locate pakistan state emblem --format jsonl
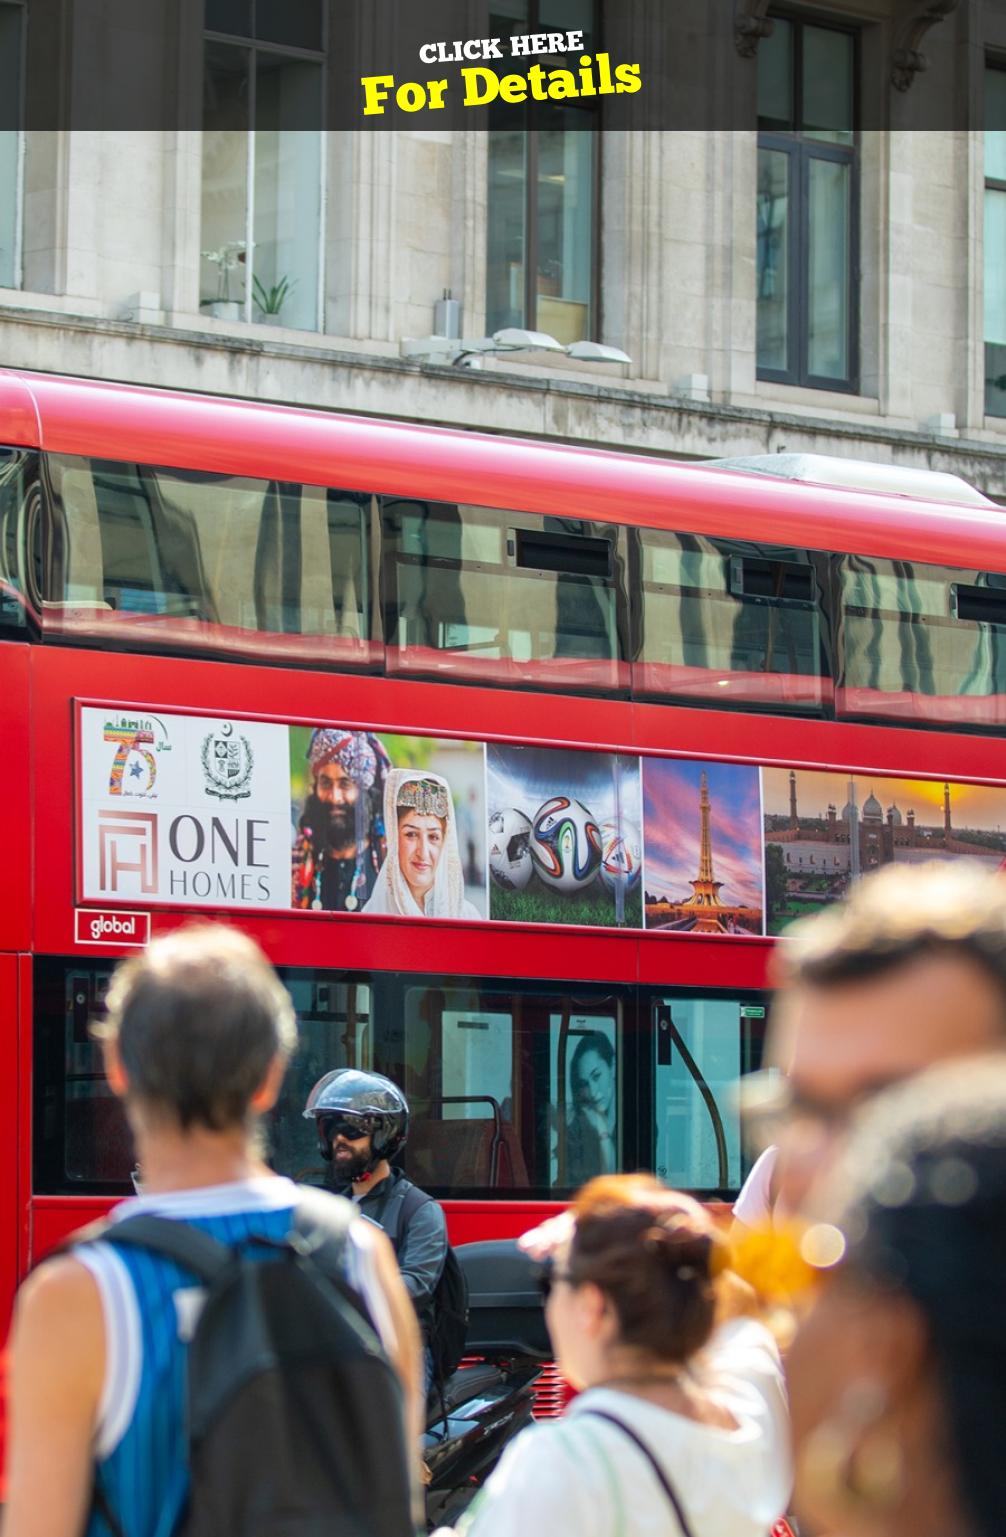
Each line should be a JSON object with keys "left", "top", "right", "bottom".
{"left": 201, "top": 722, "right": 254, "bottom": 801}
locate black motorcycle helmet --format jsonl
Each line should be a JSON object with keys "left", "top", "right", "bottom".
{"left": 303, "top": 1068, "right": 410, "bottom": 1170}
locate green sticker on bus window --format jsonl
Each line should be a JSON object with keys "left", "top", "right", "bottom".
{"left": 740, "top": 1006, "right": 766, "bottom": 1019}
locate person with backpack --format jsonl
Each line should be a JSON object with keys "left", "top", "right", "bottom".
{"left": 3, "top": 925, "right": 423, "bottom": 1537}
{"left": 304, "top": 1069, "right": 467, "bottom": 1394}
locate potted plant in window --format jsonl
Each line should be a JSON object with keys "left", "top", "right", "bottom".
{"left": 253, "top": 274, "right": 296, "bottom": 325}
{"left": 200, "top": 241, "right": 247, "bottom": 320}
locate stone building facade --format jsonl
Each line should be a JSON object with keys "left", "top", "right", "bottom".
{"left": 2, "top": 0, "right": 1006, "bottom": 492}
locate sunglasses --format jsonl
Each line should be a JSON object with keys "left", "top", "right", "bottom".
{"left": 319, "top": 1113, "right": 372, "bottom": 1143}
{"left": 536, "top": 1260, "right": 576, "bottom": 1302}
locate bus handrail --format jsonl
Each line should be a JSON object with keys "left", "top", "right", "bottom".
{"left": 658, "top": 1006, "right": 730, "bottom": 1189}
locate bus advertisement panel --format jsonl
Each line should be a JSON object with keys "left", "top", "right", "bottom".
{"left": 78, "top": 700, "right": 1006, "bottom": 944}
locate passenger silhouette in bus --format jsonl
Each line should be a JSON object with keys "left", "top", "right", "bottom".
{"left": 291, "top": 729, "right": 391, "bottom": 912}
{"left": 364, "top": 769, "right": 481, "bottom": 919}
{"left": 564, "top": 1031, "right": 617, "bottom": 1185}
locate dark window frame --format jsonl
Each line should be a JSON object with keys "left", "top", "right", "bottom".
{"left": 201, "top": 0, "right": 328, "bottom": 328}
{"left": 0, "top": 0, "right": 26, "bottom": 125}
{"left": 984, "top": 59, "right": 1006, "bottom": 418}
{"left": 509, "top": 116, "right": 603, "bottom": 342}
{"left": 756, "top": 12, "right": 860, "bottom": 393}
{"left": 203, "top": 0, "right": 328, "bottom": 66}
{"left": 0, "top": 0, "right": 26, "bottom": 289}
{"left": 486, "top": 0, "right": 602, "bottom": 341}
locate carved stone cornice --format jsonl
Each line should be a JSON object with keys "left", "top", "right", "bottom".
{"left": 733, "top": 0, "right": 774, "bottom": 59}
{"left": 891, "top": 0, "right": 959, "bottom": 92}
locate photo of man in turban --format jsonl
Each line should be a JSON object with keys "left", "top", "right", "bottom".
{"left": 291, "top": 729, "right": 391, "bottom": 912}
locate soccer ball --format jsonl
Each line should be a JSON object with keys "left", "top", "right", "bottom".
{"left": 530, "top": 796, "right": 602, "bottom": 892}
{"left": 488, "top": 808, "right": 534, "bottom": 891}
{"left": 598, "top": 819, "right": 642, "bottom": 895}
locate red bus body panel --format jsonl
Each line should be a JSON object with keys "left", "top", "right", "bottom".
{"left": 0, "top": 647, "right": 31, "bottom": 955}
{"left": 0, "top": 957, "right": 21, "bottom": 1330}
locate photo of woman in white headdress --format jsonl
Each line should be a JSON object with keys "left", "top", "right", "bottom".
{"left": 363, "top": 768, "right": 481, "bottom": 919}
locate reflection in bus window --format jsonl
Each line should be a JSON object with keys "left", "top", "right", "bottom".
{"left": 40, "top": 456, "right": 375, "bottom": 666}
{"left": 0, "top": 446, "right": 38, "bottom": 631}
{"left": 838, "top": 554, "right": 1006, "bottom": 726}
{"left": 651, "top": 995, "right": 752, "bottom": 1192}
{"left": 33, "top": 963, "right": 133, "bottom": 1191}
{"left": 382, "top": 498, "right": 628, "bottom": 692}
{"left": 635, "top": 532, "right": 829, "bottom": 712}
{"left": 268, "top": 976, "right": 372, "bottom": 1182}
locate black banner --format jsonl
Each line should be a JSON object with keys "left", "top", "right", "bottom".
{"left": 7, "top": 0, "right": 995, "bottom": 132}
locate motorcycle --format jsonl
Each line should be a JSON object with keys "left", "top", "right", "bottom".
{"left": 423, "top": 1239, "right": 550, "bottom": 1529}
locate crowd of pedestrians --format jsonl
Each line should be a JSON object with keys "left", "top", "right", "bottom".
{"left": 3, "top": 858, "right": 1006, "bottom": 1536}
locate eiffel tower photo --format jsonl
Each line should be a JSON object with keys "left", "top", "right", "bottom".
{"left": 646, "top": 771, "right": 762, "bottom": 935}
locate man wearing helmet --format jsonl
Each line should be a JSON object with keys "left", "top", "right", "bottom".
{"left": 305, "top": 1068, "right": 449, "bottom": 1389}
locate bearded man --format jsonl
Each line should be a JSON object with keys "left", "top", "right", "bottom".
{"left": 292, "top": 729, "right": 390, "bottom": 911}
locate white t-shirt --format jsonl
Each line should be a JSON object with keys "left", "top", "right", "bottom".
{"left": 448, "top": 1320, "right": 791, "bottom": 1537}
{"left": 732, "top": 1146, "right": 780, "bottom": 1230}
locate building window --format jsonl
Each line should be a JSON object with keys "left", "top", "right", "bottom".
{"left": 0, "top": 1, "right": 24, "bottom": 290}
{"left": 756, "top": 16, "right": 857, "bottom": 390}
{"left": 201, "top": 0, "right": 325, "bottom": 330}
{"left": 985, "top": 65, "right": 1006, "bottom": 417}
{"left": 486, "top": 1, "right": 598, "bottom": 344}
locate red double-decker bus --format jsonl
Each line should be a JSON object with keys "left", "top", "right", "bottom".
{"left": 2, "top": 367, "right": 1006, "bottom": 1367}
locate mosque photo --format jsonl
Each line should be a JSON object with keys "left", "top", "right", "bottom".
{"left": 763, "top": 769, "right": 1006, "bottom": 935}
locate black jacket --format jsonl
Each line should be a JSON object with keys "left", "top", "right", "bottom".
{"left": 357, "top": 1169, "right": 448, "bottom": 1337}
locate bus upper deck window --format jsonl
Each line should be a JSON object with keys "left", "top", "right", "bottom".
{"left": 39, "top": 455, "right": 377, "bottom": 669}
{"left": 837, "top": 555, "right": 1006, "bottom": 728}
{"left": 383, "top": 499, "right": 630, "bottom": 695}
{"left": 634, "top": 532, "right": 831, "bottom": 713}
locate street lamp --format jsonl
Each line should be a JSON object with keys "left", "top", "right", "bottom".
{"left": 399, "top": 327, "right": 632, "bottom": 369}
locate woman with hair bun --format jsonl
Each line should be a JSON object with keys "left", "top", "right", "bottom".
{"left": 447, "top": 1175, "right": 790, "bottom": 1537}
